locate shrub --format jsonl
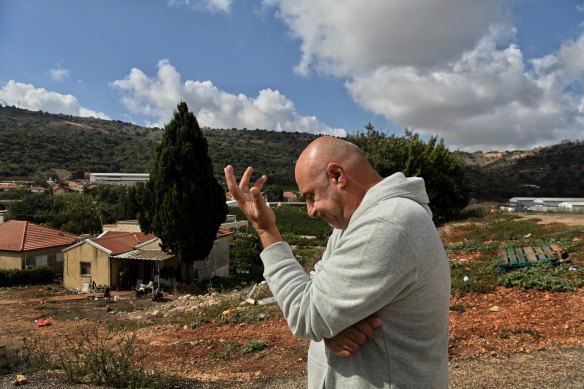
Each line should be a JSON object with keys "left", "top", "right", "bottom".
{"left": 0, "top": 266, "right": 56, "bottom": 287}
{"left": 10, "top": 325, "right": 175, "bottom": 388}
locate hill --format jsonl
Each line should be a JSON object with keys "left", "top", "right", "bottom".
{"left": 0, "top": 106, "right": 317, "bottom": 187}
{"left": 2, "top": 106, "right": 583, "bottom": 199}
{"left": 455, "top": 142, "right": 584, "bottom": 200}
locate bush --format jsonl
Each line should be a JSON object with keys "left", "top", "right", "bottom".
{"left": 0, "top": 266, "right": 55, "bottom": 287}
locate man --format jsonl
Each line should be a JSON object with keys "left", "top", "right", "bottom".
{"left": 224, "top": 136, "right": 450, "bottom": 388}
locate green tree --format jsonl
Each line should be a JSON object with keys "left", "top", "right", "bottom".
{"left": 48, "top": 194, "right": 101, "bottom": 234}
{"left": 229, "top": 234, "right": 263, "bottom": 281}
{"left": 347, "top": 125, "right": 469, "bottom": 222}
{"left": 263, "top": 184, "right": 283, "bottom": 202}
{"left": 138, "top": 102, "right": 228, "bottom": 262}
{"left": 7, "top": 192, "right": 59, "bottom": 224}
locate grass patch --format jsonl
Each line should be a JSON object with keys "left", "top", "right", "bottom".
{"left": 242, "top": 340, "right": 268, "bottom": 354}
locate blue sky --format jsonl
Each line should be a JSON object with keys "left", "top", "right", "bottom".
{"left": 1, "top": 0, "right": 584, "bottom": 151}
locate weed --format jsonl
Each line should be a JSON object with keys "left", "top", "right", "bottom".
{"left": 498, "top": 263, "right": 583, "bottom": 292}
{"left": 190, "top": 316, "right": 210, "bottom": 329}
{"left": 497, "top": 330, "right": 510, "bottom": 339}
{"left": 8, "top": 336, "right": 55, "bottom": 373}
{"left": 242, "top": 340, "right": 268, "bottom": 354}
{"left": 10, "top": 325, "right": 176, "bottom": 388}
{"left": 450, "top": 260, "right": 499, "bottom": 297}
{"left": 450, "top": 304, "right": 466, "bottom": 313}
{"left": 212, "top": 351, "right": 227, "bottom": 360}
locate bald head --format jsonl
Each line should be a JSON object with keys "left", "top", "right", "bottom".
{"left": 296, "top": 136, "right": 380, "bottom": 183}
{"left": 297, "top": 136, "right": 370, "bottom": 180}
{"left": 294, "top": 137, "right": 382, "bottom": 229}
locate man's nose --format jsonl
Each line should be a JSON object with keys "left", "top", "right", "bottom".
{"left": 307, "top": 204, "right": 318, "bottom": 218}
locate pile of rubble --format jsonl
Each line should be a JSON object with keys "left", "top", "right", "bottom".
{"left": 121, "top": 282, "right": 275, "bottom": 321}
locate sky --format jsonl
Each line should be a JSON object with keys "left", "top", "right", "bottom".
{"left": 1, "top": 0, "right": 584, "bottom": 152}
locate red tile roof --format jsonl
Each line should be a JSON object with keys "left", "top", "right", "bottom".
{"left": 0, "top": 221, "right": 79, "bottom": 252}
{"left": 216, "top": 228, "right": 235, "bottom": 238}
{"left": 283, "top": 191, "right": 297, "bottom": 199}
{"left": 91, "top": 231, "right": 156, "bottom": 255}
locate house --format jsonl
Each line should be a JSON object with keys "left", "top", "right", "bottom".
{"left": 62, "top": 231, "right": 178, "bottom": 290}
{"left": 0, "top": 183, "right": 18, "bottom": 191}
{"left": 0, "top": 220, "right": 79, "bottom": 272}
{"left": 63, "top": 227, "right": 236, "bottom": 290}
{"left": 283, "top": 191, "right": 298, "bottom": 202}
{"left": 193, "top": 228, "right": 235, "bottom": 283}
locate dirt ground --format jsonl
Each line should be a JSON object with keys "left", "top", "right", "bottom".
{"left": 0, "top": 213, "right": 583, "bottom": 387}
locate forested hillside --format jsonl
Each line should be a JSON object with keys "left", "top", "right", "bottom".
{"left": 0, "top": 106, "right": 316, "bottom": 187}
{"left": 2, "top": 106, "right": 583, "bottom": 200}
{"left": 456, "top": 142, "right": 584, "bottom": 200}
{"left": 0, "top": 106, "right": 160, "bottom": 178}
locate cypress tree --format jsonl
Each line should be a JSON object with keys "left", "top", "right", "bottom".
{"left": 138, "top": 102, "right": 227, "bottom": 261}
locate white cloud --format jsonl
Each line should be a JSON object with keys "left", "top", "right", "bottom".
{"left": 49, "top": 67, "right": 70, "bottom": 81}
{"left": 168, "top": 0, "right": 231, "bottom": 13}
{"left": 112, "top": 59, "right": 345, "bottom": 136}
{"left": 0, "top": 80, "right": 110, "bottom": 119}
{"left": 263, "top": 0, "right": 584, "bottom": 150}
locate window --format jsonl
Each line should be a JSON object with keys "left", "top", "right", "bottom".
{"left": 80, "top": 262, "right": 91, "bottom": 276}
{"left": 35, "top": 255, "right": 48, "bottom": 266}
{"left": 56, "top": 253, "right": 64, "bottom": 262}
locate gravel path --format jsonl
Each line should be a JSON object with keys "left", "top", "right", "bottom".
{"left": 1, "top": 347, "right": 582, "bottom": 388}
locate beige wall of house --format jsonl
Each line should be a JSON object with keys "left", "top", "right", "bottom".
{"left": 139, "top": 239, "right": 162, "bottom": 250}
{"left": 0, "top": 252, "right": 22, "bottom": 270}
{"left": 193, "top": 235, "right": 234, "bottom": 282}
{"left": 101, "top": 220, "right": 142, "bottom": 233}
{"left": 0, "top": 247, "right": 67, "bottom": 272}
{"left": 63, "top": 243, "right": 111, "bottom": 290}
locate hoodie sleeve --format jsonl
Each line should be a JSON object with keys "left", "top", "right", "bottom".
{"left": 260, "top": 216, "right": 419, "bottom": 341}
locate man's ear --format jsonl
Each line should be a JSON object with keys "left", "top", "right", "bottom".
{"left": 326, "top": 163, "right": 345, "bottom": 187}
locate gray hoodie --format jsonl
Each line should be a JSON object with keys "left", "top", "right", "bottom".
{"left": 261, "top": 172, "right": 450, "bottom": 388}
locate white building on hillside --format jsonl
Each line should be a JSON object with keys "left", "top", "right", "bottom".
{"left": 509, "top": 197, "right": 584, "bottom": 212}
{"left": 89, "top": 173, "right": 149, "bottom": 186}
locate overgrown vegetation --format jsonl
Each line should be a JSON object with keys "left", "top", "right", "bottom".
{"left": 497, "top": 263, "right": 583, "bottom": 291}
{"left": 8, "top": 326, "right": 174, "bottom": 388}
{"left": 445, "top": 211, "right": 584, "bottom": 297}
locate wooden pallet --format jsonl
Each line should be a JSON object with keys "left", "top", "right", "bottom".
{"left": 498, "top": 244, "right": 568, "bottom": 270}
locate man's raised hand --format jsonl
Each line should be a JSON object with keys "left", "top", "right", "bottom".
{"left": 224, "top": 165, "right": 282, "bottom": 247}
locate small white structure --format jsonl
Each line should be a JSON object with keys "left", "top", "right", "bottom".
{"left": 89, "top": 173, "right": 149, "bottom": 186}
{"left": 509, "top": 197, "right": 584, "bottom": 212}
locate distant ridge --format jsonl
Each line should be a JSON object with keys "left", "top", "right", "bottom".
{"left": 1, "top": 106, "right": 582, "bottom": 200}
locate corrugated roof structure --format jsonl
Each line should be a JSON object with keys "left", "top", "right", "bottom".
{"left": 113, "top": 249, "right": 175, "bottom": 261}
{"left": 90, "top": 231, "right": 156, "bottom": 255}
{"left": 0, "top": 220, "right": 79, "bottom": 252}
